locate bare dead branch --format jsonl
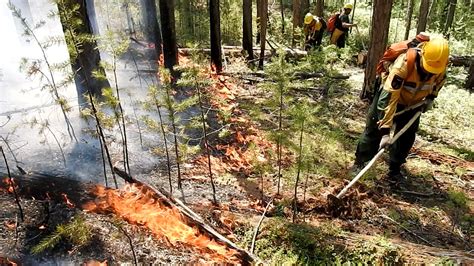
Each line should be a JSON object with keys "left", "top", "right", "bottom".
{"left": 251, "top": 198, "right": 273, "bottom": 254}
{"left": 0, "top": 146, "right": 24, "bottom": 221}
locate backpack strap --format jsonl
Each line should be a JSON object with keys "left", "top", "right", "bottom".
{"left": 405, "top": 48, "right": 418, "bottom": 78}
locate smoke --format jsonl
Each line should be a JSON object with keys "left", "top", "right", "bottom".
{"left": 0, "top": 0, "right": 165, "bottom": 184}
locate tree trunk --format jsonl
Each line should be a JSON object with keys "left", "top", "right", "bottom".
{"left": 258, "top": 0, "right": 268, "bottom": 69}
{"left": 280, "top": 0, "right": 285, "bottom": 33}
{"left": 183, "top": 0, "right": 194, "bottom": 37}
{"left": 315, "top": 0, "right": 324, "bottom": 17}
{"left": 465, "top": 62, "right": 474, "bottom": 91}
{"left": 257, "top": 0, "right": 262, "bottom": 44}
{"left": 404, "top": 0, "right": 414, "bottom": 40}
{"left": 416, "top": 0, "right": 430, "bottom": 34}
{"left": 140, "top": 0, "right": 162, "bottom": 58}
{"left": 292, "top": 0, "right": 302, "bottom": 47}
{"left": 123, "top": 2, "right": 136, "bottom": 35}
{"left": 159, "top": 0, "right": 178, "bottom": 70}
{"left": 209, "top": 0, "right": 223, "bottom": 72}
{"left": 361, "top": 0, "right": 393, "bottom": 100}
{"left": 428, "top": 0, "right": 437, "bottom": 19}
{"left": 243, "top": 0, "right": 254, "bottom": 60}
{"left": 85, "top": 0, "right": 100, "bottom": 35}
{"left": 301, "top": 0, "right": 310, "bottom": 15}
{"left": 57, "top": 0, "right": 110, "bottom": 100}
{"left": 443, "top": 0, "right": 457, "bottom": 36}
{"left": 351, "top": 0, "right": 357, "bottom": 25}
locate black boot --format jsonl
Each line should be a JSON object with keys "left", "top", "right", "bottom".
{"left": 349, "top": 159, "right": 366, "bottom": 176}
{"left": 387, "top": 163, "right": 406, "bottom": 185}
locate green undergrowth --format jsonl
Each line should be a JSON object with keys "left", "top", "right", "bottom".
{"left": 240, "top": 218, "right": 404, "bottom": 265}
{"left": 235, "top": 43, "right": 472, "bottom": 264}
{"left": 31, "top": 215, "right": 92, "bottom": 254}
{"left": 419, "top": 85, "right": 474, "bottom": 151}
{"left": 245, "top": 51, "right": 362, "bottom": 186}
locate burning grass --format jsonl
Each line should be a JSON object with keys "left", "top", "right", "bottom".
{"left": 82, "top": 183, "right": 241, "bottom": 264}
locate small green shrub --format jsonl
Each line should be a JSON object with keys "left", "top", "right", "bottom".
{"left": 31, "top": 215, "right": 92, "bottom": 254}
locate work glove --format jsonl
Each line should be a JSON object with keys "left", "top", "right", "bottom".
{"left": 379, "top": 134, "right": 391, "bottom": 150}
{"left": 422, "top": 98, "right": 434, "bottom": 113}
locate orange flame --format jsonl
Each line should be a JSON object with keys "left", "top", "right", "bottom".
{"left": 7, "top": 258, "right": 17, "bottom": 266}
{"left": 4, "top": 220, "right": 16, "bottom": 230}
{"left": 83, "top": 184, "right": 240, "bottom": 263}
{"left": 61, "top": 193, "right": 75, "bottom": 208}
{"left": 0, "top": 257, "right": 18, "bottom": 266}
{"left": 2, "top": 177, "right": 17, "bottom": 193}
{"left": 210, "top": 63, "right": 217, "bottom": 74}
{"left": 158, "top": 53, "right": 164, "bottom": 67}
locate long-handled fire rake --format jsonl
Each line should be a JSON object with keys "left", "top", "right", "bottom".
{"left": 328, "top": 101, "right": 426, "bottom": 203}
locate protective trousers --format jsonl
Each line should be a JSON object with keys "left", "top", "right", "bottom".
{"left": 355, "top": 87, "right": 421, "bottom": 170}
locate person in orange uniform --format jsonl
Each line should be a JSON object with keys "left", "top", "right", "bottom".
{"left": 304, "top": 13, "right": 326, "bottom": 51}
{"left": 353, "top": 37, "right": 449, "bottom": 184}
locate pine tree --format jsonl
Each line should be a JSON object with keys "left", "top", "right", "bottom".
{"left": 265, "top": 50, "right": 292, "bottom": 195}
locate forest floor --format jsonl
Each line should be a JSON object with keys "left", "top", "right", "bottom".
{"left": 0, "top": 50, "right": 473, "bottom": 264}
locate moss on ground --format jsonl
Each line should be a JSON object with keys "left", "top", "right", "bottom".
{"left": 245, "top": 218, "right": 404, "bottom": 265}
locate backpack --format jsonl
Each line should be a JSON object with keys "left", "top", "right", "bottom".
{"left": 376, "top": 36, "right": 429, "bottom": 76}
{"left": 327, "top": 13, "right": 340, "bottom": 33}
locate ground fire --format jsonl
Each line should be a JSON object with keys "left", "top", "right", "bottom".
{"left": 61, "top": 193, "right": 75, "bottom": 208}
{"left": 2, "top": 177, "right": 17, "bottom": 194}
{"left": 82, "top": 183, "right": 241, "bottom": 263}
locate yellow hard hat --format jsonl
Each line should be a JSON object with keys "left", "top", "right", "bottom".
{"left": 304, "top": 13, "right": 314, "bottom": 25}
{"left": 344, "top": 3, "right": 353, "bottom": 9}
{"left": 421, "top": 37, "right": 449, "bottom": 74}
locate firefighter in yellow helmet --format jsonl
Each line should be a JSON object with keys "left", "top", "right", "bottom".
{"left": 330, "top": 3, "right": 357, "bottom": 48}
{"left": 304, "top": 13, "right": 327, "bottom": 51}
{"left": 353, "top": 37, "right": 449, "bottom": 185}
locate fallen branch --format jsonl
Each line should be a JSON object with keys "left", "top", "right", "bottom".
{"left": 379, "top": 214, "right": 432, "bottom": 246}
{"left": 222, "top": 71, "right": 349, "bottom": 82}
{"left": 250, "top": 198, "right": 273, "bottom": 254}
{"left": 394, "top": 190, "right": 434, "bottom": 197}
{"left": 116, "top": 224, "right": 138, "bottom": 266}
{"left": 178, "top": 46, "right": 308, "bottom": 60}
{"left": 113, "top": 169, "right": 260, "bottom": 264}
{"left": 449, "top": 55, "right": 473, "bottom": 67}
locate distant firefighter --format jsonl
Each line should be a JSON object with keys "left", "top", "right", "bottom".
{"left": 328, "top": 3, "right": 357, "bottom": 48}
{"left": 303, "top": 13, "right": 327, "bottom": 51}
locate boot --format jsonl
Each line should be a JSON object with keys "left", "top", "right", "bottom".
{"left": 387, "top": 163, "right": 406, "bottom": 186}
{"left": 349, "top": 159, "right": 365, "bottom": 176}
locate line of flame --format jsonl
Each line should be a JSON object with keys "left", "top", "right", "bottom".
{"left": 83, "top": 183, "right": 240, "bottom": 263}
